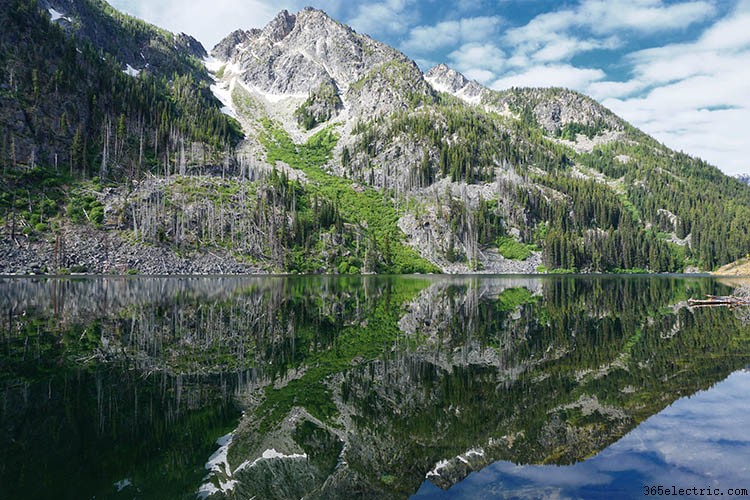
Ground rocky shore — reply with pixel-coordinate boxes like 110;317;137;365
0;227;264;275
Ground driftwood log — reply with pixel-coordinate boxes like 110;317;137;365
688;294;750;307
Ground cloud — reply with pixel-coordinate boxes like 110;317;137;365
506;0;715;44
448;43;506;72
531;36;620;63
347;0;415;36
501;11;619;70
626;10;750;85
414;371;750;499
592;3;750;174
504;9;578;47
579;0;717;34
699;10;750;50
491;65;606;90
502;0;715;67
603;81;750;174
587;79;646;100
402;16;503;52
619;371;750;477
487;0;748;174
463;68;496;84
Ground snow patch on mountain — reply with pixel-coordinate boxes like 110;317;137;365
123;64;140;77
48;7;71;23
197;433;239;499
234;448;309;473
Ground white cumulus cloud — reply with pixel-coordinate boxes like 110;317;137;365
402;16;503;52
596;3;750;174
448;43;506;72
579;0;716;34
347;0;415;36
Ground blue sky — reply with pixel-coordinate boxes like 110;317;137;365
109;0;750;175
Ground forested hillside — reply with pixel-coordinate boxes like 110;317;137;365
345;87;750;271
1;0;242;174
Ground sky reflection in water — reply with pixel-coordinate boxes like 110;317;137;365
415;370;750;499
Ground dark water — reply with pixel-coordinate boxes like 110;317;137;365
1;275;749;499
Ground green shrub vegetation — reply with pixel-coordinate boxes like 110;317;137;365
259;119;439;274
497;236;537;261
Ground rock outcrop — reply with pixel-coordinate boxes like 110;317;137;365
425;63;484;103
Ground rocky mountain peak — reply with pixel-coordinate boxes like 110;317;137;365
259;8;345;44
174;32;207;59
263;9;297;42
425;64;470;93
210;7;433;117
424;64;484;104
211;28;258;60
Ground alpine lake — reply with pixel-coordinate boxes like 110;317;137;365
1;275;749;500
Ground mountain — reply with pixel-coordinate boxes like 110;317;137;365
0;0;241;180
425;63;484;103
2;3;750;275
0;0;245;273
5;276;748;498
40;0;208;79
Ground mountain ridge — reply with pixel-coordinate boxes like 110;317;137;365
210;7;434;120
40;0;209;79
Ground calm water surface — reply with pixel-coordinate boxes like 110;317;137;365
1;275;749;499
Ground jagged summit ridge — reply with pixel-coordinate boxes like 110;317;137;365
210;7;433;118
425;63;624;136
209;7;626;146
211;28;259;61
425;64;469;94
264;8;297;42
211;7;397;94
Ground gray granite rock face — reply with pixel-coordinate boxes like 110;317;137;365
212;8;434;117
425;64;469;94
425;64;486;104
425;64;624;136
211;29;258;61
